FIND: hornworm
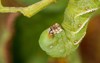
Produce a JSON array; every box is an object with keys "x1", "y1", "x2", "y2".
[{"x1": 39, "y1": 0, "x2": 100, "y2": 57}]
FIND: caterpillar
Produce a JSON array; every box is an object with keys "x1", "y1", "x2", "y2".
[{"x1": 39, "y1": 0, "x2": 100, "y2": 57}]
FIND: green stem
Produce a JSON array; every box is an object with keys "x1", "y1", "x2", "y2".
[
  {"x1": 67, "y1": 50, "x2": 82, "y2": 63},
  {"x1": 0, "y1": 0, "x2": 56, "y2": 17},
  {"x1": 20, "y1": 0, "x2": 56, "y2": 17}
]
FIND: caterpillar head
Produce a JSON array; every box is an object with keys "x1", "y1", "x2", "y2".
[{"x1": 39, "y1": 23, "x2": 78, "y2": 57}]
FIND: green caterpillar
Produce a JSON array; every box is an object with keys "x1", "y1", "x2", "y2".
[{"x1": 39, "y1": 0, "x2": 100, "y2": 57}]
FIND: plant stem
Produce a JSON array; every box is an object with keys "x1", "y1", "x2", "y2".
[{"x1": 0, "y1": 0, "x2": 56, "y2": 17}]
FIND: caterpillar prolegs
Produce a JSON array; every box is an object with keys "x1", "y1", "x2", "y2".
[{"x1": 39, "y1": 0, "x2": 100, "y2": 57}]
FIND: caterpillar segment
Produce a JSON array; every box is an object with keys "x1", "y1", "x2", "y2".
[{"x1": 39, "y1": 0, "x2": 100, "y2": 57}]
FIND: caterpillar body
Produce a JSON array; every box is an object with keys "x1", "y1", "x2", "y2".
[{"x1": 39, "y1": 0, "x2": 100, "y2": 57}]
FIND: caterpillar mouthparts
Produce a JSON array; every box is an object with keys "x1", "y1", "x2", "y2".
[{"x1": 49, "y1": 23, "x2": 63, "y2": 35}]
